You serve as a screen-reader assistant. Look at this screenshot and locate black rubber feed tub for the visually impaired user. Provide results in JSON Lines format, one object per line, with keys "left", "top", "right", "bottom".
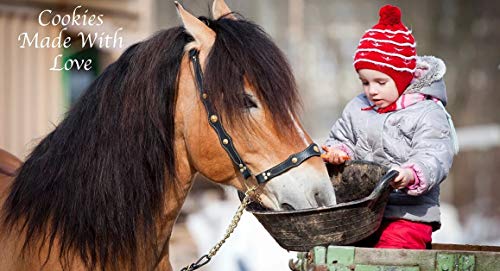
{"left": 246, "top": 160, "right": 398, "bottom": 252}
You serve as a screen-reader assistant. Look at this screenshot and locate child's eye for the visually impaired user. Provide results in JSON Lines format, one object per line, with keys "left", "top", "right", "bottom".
{"left": 378, "top": 81, "right": 386, "bottom": 86}
{"left": 361, "top": 81, "right": 369, "bottom": 86}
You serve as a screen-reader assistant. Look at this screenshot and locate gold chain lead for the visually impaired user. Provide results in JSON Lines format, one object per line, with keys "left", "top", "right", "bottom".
{"left": 181, "top": 186, "right": 257, "bottom": 271}
{"left": 208, "top": 186, "right": 256, "bottom": 257}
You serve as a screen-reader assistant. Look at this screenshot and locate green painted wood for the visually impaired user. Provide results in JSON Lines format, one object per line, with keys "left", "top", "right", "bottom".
{"left": 313, "top": 246, "right": 327, "bottom": 265}
{"left": 355, "top": 265, "right": 420, "bottom": 271}
{"left": 291, "top": 245, "right": 499, "bottom": 271}
{"left": 435, "top": 253, "right": 476, "bottom": 271}
{"left": 354, "top": 247, "right": 438, "bottom": 270}
{"left": 327, "top": 246, "right": 355, "bottom": 265}
{"left": 457, "top": 254, "right": 475, "bottom": 271}
{"left": 436, "top": 253, "right": 456, "bottom": 271}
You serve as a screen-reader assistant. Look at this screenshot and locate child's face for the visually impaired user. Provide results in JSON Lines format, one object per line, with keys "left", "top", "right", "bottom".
{"left": 358, "top": 69, "right": 399, "bottom": 108}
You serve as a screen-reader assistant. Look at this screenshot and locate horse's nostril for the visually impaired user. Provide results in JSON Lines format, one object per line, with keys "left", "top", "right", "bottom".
{"left": 315, "top": 191, "right": 325, "bottom": 207}
{"left": 281, "top": 203, "right": 295, "bottom": 211}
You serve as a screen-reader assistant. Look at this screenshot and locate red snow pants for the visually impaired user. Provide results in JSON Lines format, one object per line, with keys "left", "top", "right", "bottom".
{"left": 373, "top": 219, "right": 433, "bottom": 249}
{"left": 355, "top": 219, "right": 433, "bottom": 249}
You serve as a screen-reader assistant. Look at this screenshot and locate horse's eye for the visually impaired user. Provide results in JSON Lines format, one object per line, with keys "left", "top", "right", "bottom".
{"left": 243, "top": 94, "right": 258, "bottom": 109}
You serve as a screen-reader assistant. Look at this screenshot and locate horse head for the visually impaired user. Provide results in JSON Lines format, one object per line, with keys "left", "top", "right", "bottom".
{"left": 175, "top": 1, "right": 336, "bottom": 210}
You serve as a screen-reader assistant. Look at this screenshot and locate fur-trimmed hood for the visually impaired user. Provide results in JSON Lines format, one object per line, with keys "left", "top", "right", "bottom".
{"left": 404, "top": 56, "right": 448, "bottom": 105}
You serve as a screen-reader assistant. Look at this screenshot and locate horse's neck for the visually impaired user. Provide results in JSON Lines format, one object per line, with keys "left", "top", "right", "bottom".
{"left": 153, "top": 138, "right": 196, "bottom": 268}
{"left": 0, "top": 149, "right": 20, "bottom": 205}
{"left": 0, "top": 175, "right": 13, "bottom": 202}
{"left": 0, "top": 149, "right": 22, "bottom": 177}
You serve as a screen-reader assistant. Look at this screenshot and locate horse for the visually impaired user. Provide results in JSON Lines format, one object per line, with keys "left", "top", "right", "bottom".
{"left": 0, "top": 1, "right": 336, "bottom": 270}
{"left": 0, "top": 148, "right": 22, "bottom": 195}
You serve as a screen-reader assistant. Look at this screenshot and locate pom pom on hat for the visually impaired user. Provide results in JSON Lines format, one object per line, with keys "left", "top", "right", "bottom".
{"left": 353, "top": 5, "right": 417, "bottom": 94}
{"left": 379, "top": 5, "right": 402, "bottom": 25}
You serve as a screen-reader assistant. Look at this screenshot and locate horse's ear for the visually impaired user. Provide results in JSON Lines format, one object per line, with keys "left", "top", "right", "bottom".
{"left": 175, "top": 1, "right": 215, "bottom": 54}
{"left": 212, "top": 0, "right": 237, "bottom": 20}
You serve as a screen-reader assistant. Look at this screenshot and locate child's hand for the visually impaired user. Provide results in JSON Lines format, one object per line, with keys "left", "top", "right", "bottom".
{"left": 391, "top": 167, "right": 415, "bottom": 190}
{"left": 321, "top": 145, "right": 349, "bottom": 165}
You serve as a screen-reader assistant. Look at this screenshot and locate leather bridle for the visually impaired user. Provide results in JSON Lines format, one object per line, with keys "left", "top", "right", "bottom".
{"left": 189, "top": 49, "right": 321, "bottom": 185}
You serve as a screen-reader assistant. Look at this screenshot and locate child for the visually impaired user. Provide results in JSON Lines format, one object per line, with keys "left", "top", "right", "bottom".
{"left": 321, "top": 5, "right": 458, "bottom": 249}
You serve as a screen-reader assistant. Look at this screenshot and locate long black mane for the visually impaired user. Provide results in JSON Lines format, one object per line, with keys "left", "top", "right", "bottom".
{"left": 2, "top": 14, "right": 299, "bottom": 271}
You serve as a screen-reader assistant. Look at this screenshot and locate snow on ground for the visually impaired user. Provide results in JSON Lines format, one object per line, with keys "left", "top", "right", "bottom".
{"left": 185, "top": 190, "right": 295, "bottom": 271}
{"left": 433, "top": 202, "right": 465, "bottom": 244}
{"left": 430, "top": 202, "right": 500, "bottom": 246}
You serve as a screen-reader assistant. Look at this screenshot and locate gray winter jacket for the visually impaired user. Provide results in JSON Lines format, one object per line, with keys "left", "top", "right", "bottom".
{"left": 324, "top": 56, "right": 456, "bottom": 229}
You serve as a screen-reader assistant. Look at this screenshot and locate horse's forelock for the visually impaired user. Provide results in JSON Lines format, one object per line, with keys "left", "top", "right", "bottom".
{"left": 203, "top": 17, "right": 302, "bottom": 133}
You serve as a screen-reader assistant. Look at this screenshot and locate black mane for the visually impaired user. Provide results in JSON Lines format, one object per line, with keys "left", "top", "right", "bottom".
{"left": 2, "top": 14, "right": 300, "bottom": 271}
{"left": 2, "top": 27, "right": 190, "bottom": 270}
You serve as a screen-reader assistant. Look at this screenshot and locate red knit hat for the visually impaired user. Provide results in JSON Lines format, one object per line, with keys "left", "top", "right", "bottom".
{"left": 354, "top": 5, "right": 417, "bottom": 94}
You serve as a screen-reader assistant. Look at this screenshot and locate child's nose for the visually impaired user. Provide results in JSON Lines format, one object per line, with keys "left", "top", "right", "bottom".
{"left": 368, "top": 85, "right": 378, "bottom": 95}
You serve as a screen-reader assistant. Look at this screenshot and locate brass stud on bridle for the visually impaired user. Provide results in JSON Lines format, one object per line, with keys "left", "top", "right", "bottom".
{"left": 202, "top": 93, "right": 208, "bottom": 99}
{"left": 210, "top": 115, "right": 218, "bottom": 123}
{"left": 262, "top": 172, "right": 272, "bottom": 181}
{"left": 291, "top": 157, "right": 298, "bottom": 164}
{"left": 222, "top": 139, "right": 229, "bottom": 145}
{"left": 313, "top": 146, "right": 320, "bottom": 153}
